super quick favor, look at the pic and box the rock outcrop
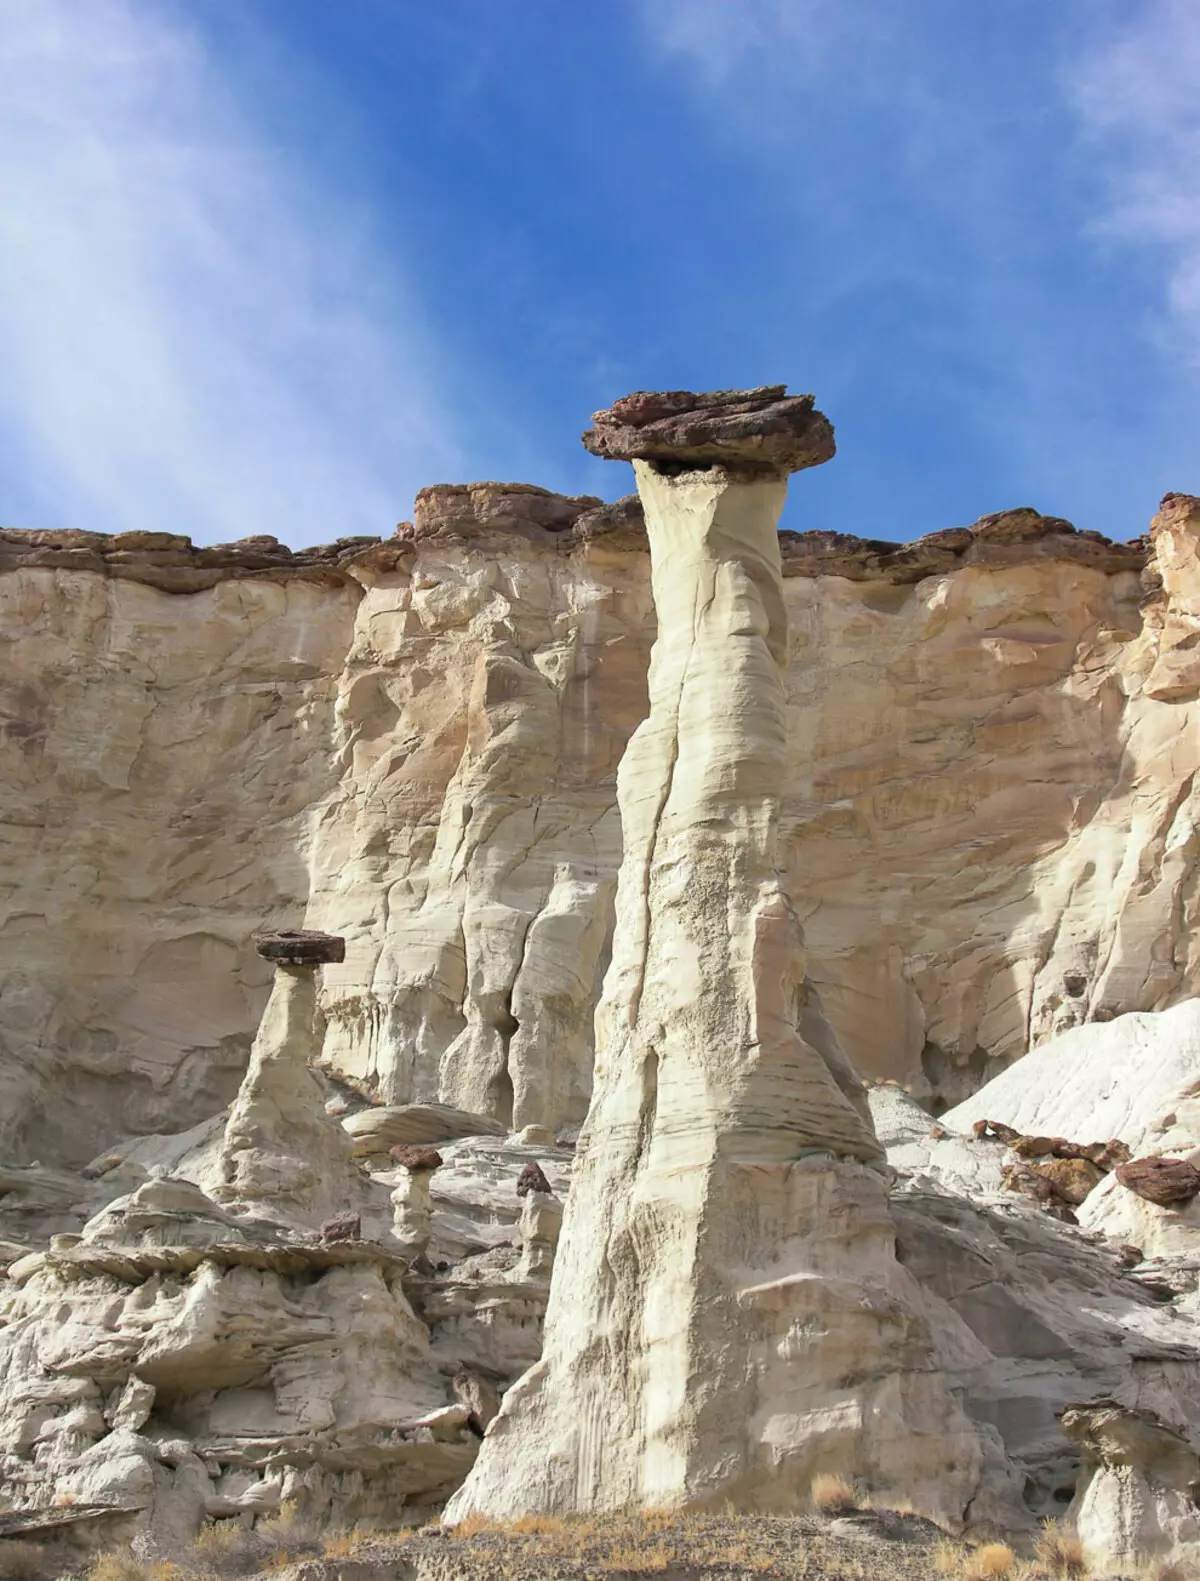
[10,480,1200,1165]
[213,933,362,1226]
[1062,1401,1200,1571]
[447,390,982,1523]
[9,391,1200,1555]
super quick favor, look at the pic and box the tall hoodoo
[447,389,984,1522]
[214,930,362,1224]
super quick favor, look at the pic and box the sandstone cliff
[5,488,1192,1157]
[6,406,1200,1566]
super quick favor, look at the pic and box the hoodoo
[446,388,983,1522]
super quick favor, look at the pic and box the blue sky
[1,0,1196,547]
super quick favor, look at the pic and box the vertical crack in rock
[446,388,985,1523]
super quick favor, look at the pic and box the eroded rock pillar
[447,387,983,1524]
[215,931,362,1225]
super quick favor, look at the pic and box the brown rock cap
[1115,1155,1200,1206]
[319,1210,361,1243]
[516,1161,553,1198]
[254,930,346,967]
[581,385,836,476]
[389,1145,444,1173]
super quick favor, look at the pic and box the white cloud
[1070,0,1200,366]
[0,0,462,546]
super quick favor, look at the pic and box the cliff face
[2,493,1197,1156]
[0,548,359,1164]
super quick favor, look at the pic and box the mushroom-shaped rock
[1115,1157,1200,1206]
[518,1189,563,1280]
[342,1103,505,1156]
[215,950,362,1224]
[253,930,345,967]
[581,385,835,476]
[448,386,980,1528]
[1060,1400,1200,1571]
[390,1145,444,1172]
[516,1161,552,1198]
[391,1155,440,1253]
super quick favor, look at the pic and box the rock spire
[213,931,362,1225]
[447,388,982,1522]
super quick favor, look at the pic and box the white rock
[943,999,1200,1145]
[449,455,983,1525]
[213,966,363,1226]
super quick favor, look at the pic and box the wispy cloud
[0,0,461,546]
[1070,0,1200,367]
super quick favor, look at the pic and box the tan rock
[391,1167,434,1254]
[0,562,358,1167]
[516,1191,562,1280]
[342,1105,504,1156]
[12,489,1200,1165]
[1027,1156,1104,1206]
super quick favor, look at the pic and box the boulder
[253,930,346,967]
[1062,1401,1200,1572]
[1115,1157,1200,1206]
[515,1161,552,1198]
[581,386,836,474]
[342,1105,505,1156]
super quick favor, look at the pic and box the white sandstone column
[447,388,982,1526]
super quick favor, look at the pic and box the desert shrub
[1034,1521,1085,1577]
[810,1472,857,1517]
[86,1557,185,1581]
[934,1539,966,1574]
[962,1541,1015,1579]
[186,1504,319,1578]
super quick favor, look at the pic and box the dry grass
[934,1538,965,1574]
[438,1505,950,1579]
[961,1542,1015,1579]
[1033,1521,1085,1578]
[86,1558,185,1581]
[67,1506,1055,1581]
[811,1472,858,1517]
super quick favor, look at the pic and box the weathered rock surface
[1062,1401,1200,1571]
[580,385,837,474]
[943,1000,1200,1144]
[0,560,359,1167]
[10,407,1200,1554]
[213,959,362,1227]
[448,402,981,1523]
[342,1106,505,1157]
[1115,1156,1200,1207]
[867,1084,1200,1528]
[9,487,1200,1164]
[306,490,1200,1139]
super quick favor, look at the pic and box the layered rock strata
[447,390,982,1521]
[9,487,1200,1169]
[0,937,577,1546]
